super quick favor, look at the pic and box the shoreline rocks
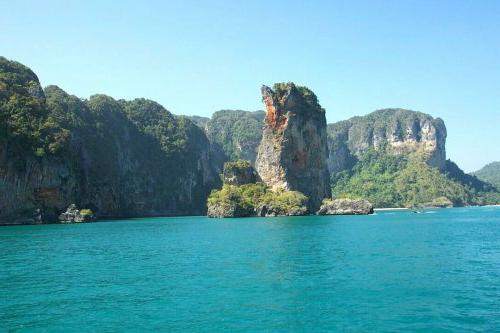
[206,201,253,218]
[316,198,374,215]
[58,204,96,223]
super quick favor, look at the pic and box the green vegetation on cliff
[2,55,498,223]
[222,160,258,185]
[0,56,218,223]
[471,162,500,190]
[207,160,308,217]
[394,155,470,207]
[328,109,446,148]
[208,183,266,214]
[327,108,447,173]
[204,110,265,165]
[331,149,404,207]
[271,82,325,115]
[0,57,69,157]
[328,108,498,208]
[331,150,500,207]
[207,183,308,217]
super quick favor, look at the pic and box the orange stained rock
[264,95,287,130]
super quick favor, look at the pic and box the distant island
[1,56,499,224]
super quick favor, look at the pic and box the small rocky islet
[207,161,310,218]
[207,83,372,218]
[206,160,375,217]
[1,56,499,224]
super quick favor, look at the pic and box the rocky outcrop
[222,160,258,185]
[207,195,308,218]
[207,201,254,218]
[255,204,307,217]
[207,159,310,218]
[255,83,331,212]
[316,198,374,215]
[328,109,447,173]
[58,204,95,223]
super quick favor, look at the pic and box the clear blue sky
[1,0,498,172]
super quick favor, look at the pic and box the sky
[1,0,499,172]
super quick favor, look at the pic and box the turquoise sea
[1,207,500,332]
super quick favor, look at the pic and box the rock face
[316,198,374,215]
[328,109,447,173]
[58,204,95,223]
[0,57,220,224]
[0,154,79,224]
[255,83,331,212]
[200,110,265,173]
[222,160,258,185]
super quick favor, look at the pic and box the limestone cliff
[0,57,219,224]
[200,110,265,173]
[255,83,330,211]
[327,109,447,174]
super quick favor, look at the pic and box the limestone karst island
[0,56,499,224]
[2,2,500,332]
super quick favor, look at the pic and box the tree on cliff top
[0,57,79,159]
[271,82,325,115]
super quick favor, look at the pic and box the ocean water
[1,207,499,332]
